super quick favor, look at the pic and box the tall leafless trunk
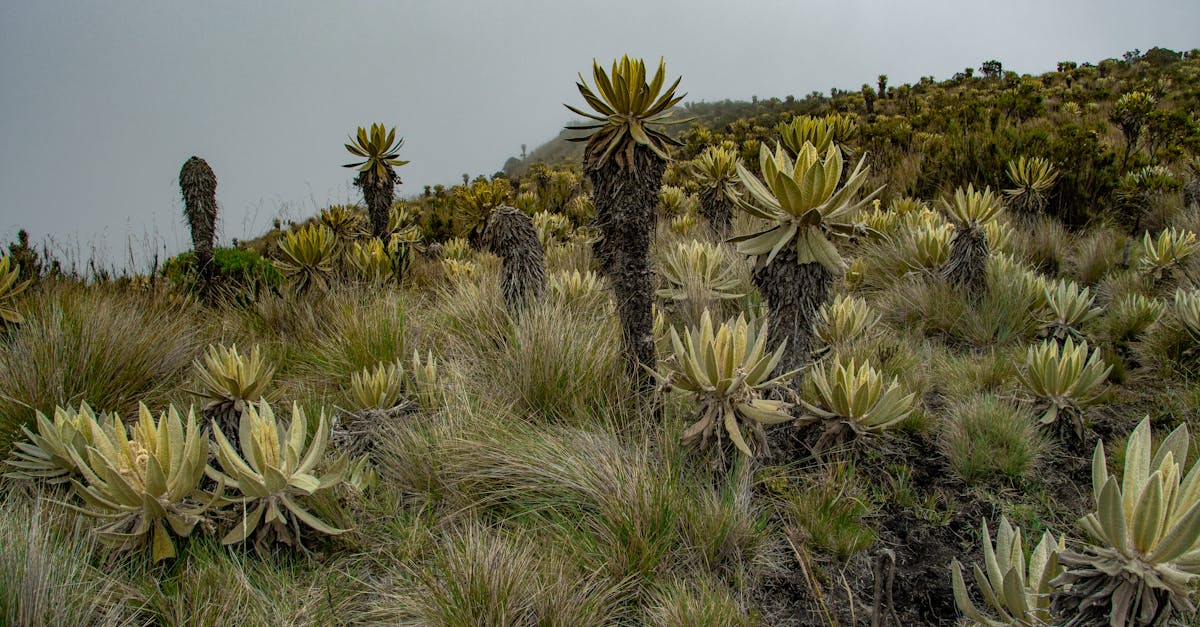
[483,205,546,313]
[180,157,218,295]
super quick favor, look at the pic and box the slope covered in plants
[2,47,1200,626]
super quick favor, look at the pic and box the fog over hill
[0,0,1196,270]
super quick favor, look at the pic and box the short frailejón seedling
[798,358,916,451]
[1016,337,1110,441]
[69,403,218,563]
[951,515,1065,626]
[1051,418,1200,626]
[190,343,277,440]
[5,403,108,484]
[208,401,348,549]
[654,310,795,465]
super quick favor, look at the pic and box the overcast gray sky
[1,1,1196,271]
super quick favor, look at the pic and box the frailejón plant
[190,343,277,437]
[732,141,881,379]
[1041,279,1102,342]
[0,253,30,324]
[566,56,686,377]
[798,358,915,447]
[951,516,1065,626]
[1051,417,1200,626]
[941,184,1003,298]
[276,224,336,293]
[344,123,409,239]
[5,403,108,484]
[208,401,348,548]
[654,311,794,462]
[1016,338,1110,440]
[69,403,217,562]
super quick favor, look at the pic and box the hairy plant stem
[699,189,733,239]
[357,173,395,241]
[482,205,546,314]
[753,246,832,389]
[587,146,665,382]
[943,225,988,300]
[179,157,218,296]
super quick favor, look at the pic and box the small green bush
[162,246,281,296]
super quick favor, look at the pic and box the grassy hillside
[2,47,1200,626]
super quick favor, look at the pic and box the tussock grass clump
[781,461,877,561]
[928,346,1021,399]
[378,521,624,626]
[427,266,624,424]
[423,271,511,359]
[292,290,411,388]
[125,537,356,626]
[0,497,133,626]
[646,577,752,627]
[938,394,1045,484]
[877,255,1044,348]
[854,220,952,287]
[875,277,963,341]
[1011,216,1071,275]
[676,472,774,579]
[440,421,680,580]
[478,299,626,424]
[0,284,201,454]
[372,393,774,591]
[240,290,330,345]
[1070,226,1126,286]
[367,403,462,509]
[967,256,1050,345]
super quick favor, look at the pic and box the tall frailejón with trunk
[482,205,546,313]
[179,157,218,292]
[732,141,880,385]
[565,56,687,377]
[344,123,409,240]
